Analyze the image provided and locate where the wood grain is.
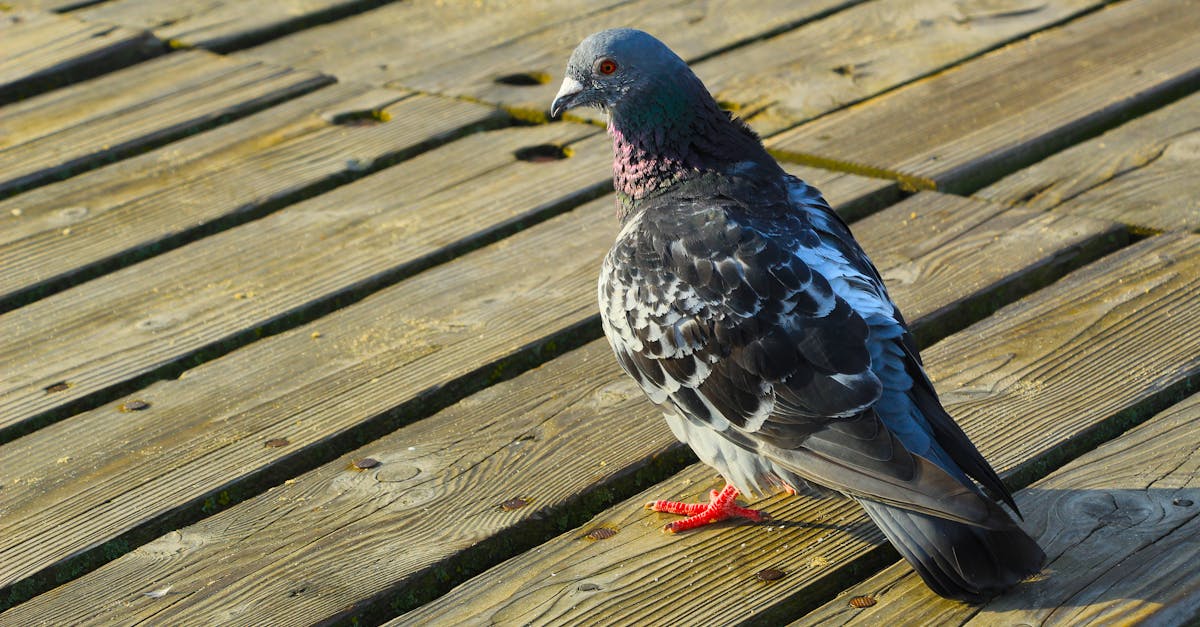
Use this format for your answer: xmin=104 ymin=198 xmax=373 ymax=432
xmin=235 ymin=0 xmax=855 ymax=118
xmin=392 ymin=234 xmax=1200 ymax=626
xmin=0 ymin=338 xmax=660 ymax=625
xmin=0 ymin=49 xmax=331 ymax=197
xmin=695 ymin=0 xmax=1108 ymax=136
xmin=0 ymin=123 xmax=607 ymax=437
xmin=0 ymin=0 xmax=96 ymax=11
xmin=0 ymin=192 xmax=1128 ymax=624
xmin=769 ymin=0 xmax=1200 ymax=193
xmin=235 ymin=0 xmax=630 ymax=89
xmin=0 ymin=9 xmax=158 ymax=103
xmin=0 ymin=83 xmax=506 ymax=309
xmin=0 ymin=196 xmax=619 ymax=617
xmin=74 ymin=0 xmax=409 ymax=51
xmin=795 ymin=392 xmax=1200 ymax=627
xmin=385 ymin=0 xmax=863 ymax=123
xmin=849 ymin=193 xmax=1125 ymax=344
xmin=237 ymin=0 xmax=1106 ymax=134
xmin=977 ymin=90 xmax=1200 ymax=233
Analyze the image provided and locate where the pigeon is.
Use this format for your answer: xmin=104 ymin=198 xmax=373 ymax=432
xmin=551 ymin=28 xmax=1045 ymax=602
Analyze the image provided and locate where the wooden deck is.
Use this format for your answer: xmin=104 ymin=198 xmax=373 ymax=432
xmin=0 ymin=0 xmax=1196 ymax=624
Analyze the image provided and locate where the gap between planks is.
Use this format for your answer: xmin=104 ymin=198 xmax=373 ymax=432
xmin=0 ymin=0 xmax=107 ymax=13
xmin=0 ymin=8 xmax=163 ymax=106
xmin=0 ymin=123 xmax=610 ymax=443
xmin=769 ymin=0 xmax=1200 ymax=196
xmin=234 ymin=0 xmax=1109 ymax=139
xmin=0 ymin=50 xmax=333 ymax=200
xmin=89 ymin=0 xmax=408 ymax=55
xmin=0 ymin=83 xmax=510 ymax=314
xmin=975 ymin=89 xmax=1200 ymax=234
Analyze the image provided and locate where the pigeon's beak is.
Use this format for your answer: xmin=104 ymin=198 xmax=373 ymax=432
xmin=550 ymin=76 xmax=584 ymax=119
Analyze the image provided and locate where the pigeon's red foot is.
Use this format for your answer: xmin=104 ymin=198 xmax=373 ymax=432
xmin=645 ymin=483 xmax=766 ymax=533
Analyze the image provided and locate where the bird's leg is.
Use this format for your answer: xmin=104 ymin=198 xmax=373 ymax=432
xmin=646 ymin=483 xmax=766 ymax=533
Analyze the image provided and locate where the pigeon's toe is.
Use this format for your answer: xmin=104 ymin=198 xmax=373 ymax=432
xmin=649 ymin=484 xmax=765 ymax=533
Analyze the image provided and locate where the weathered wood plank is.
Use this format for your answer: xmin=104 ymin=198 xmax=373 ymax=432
xmin=0 ymin=192 xmax=1126 ymax=623
xmin=74 ymin=0 xmax=410 ymax=52
xmin=796 ymin=393 xmax=1200 ymax=627
xmin=234 ymin=0 xmax=854 ymax=119
xmin=0 ymin=0 xmax=97 ymax=11
xmin=0 ymin=83 xmax=506 ymax=310
xmin=234 ymin=0 xmax=627 ymax=89
xmin=388 ymin=0 xmax=867 ymax=123
xmin=0 ymin=49 xmax=331 ymax=197
xmin=393 ymin=233 xmax=1200 ymax=626
xmin=851 ymin=193 xmax=1125 ymax=344
xmin=769 ymin=0 xmax=1200 ymax=193
xmin=0 ymin=338 xmax=654 ymax=624
xmin=0 ymin=196 xmax=614 ymax=615
xmin=238 ymin=0 xmax=1107 ymax=134
xmin=694 ymin=0 xmax=1110 ymax=136
xmin=0 ymin=10 xmax=158 ymax=103
xmin=977 ymin=90 xmax=1200 ymax=233
xmin=0 ymin=123 xmax=606 ymax=439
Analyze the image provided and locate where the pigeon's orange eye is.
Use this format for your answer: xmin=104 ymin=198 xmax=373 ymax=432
xmin=597 ymin=58 xmax=618 ymax=75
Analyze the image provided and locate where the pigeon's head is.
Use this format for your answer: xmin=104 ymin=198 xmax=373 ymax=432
xmin=550 ymin=29 xmax=692 ymax=119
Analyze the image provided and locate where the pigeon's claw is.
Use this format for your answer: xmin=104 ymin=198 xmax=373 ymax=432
xmin=646 ymin=484 xmax=766 ymax=533
xmin=645 ymin=497 xmax=710 ymax=516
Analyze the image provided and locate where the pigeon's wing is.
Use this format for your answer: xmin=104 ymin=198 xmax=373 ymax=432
xmin=796 ymin=187 xmax=1019 ymax=514
xmin=601 ymin=189 xmax=996 ymax=527
xmin=900 ymin=338 xmax=1019 ymax=514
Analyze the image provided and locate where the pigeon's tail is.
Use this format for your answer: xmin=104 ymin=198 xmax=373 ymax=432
xmin=856 ymin=498 xmax=1045 ymax=603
